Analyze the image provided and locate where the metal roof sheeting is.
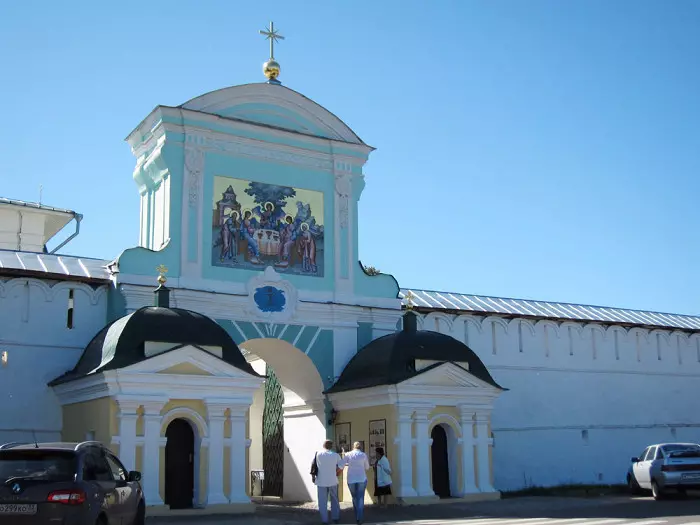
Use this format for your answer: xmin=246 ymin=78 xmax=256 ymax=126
xmin=0 ymin=251 xmax=112 ymax=282
xmin=400 ymin=289 xmax=700 ymax=332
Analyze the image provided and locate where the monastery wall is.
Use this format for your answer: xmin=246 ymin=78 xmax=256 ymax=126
xmin=415 ymin=312 xmax=700 ymax=491
xmin=0 ymin=277 xmax=109 ymax=444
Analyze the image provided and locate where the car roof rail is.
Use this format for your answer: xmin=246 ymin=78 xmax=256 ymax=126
xmin=0 ymin=442 xmax=30 ymax=450
xmin=74 ymin=441 xmax=104 ymax=451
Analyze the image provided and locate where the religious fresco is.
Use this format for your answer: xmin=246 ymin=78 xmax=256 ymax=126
xmin=211 ymin=176 xmax=325 ymax=277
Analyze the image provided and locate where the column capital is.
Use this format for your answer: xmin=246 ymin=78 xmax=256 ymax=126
xmin=229 ymin=405 xmax=248 ymax=421
xmin=458 ymin=405 xmax=476 ymax=420
xmin=204 ymin=401 xmax=228 ymax=420
xmin=142 ymin=398 xmax=167 ymax=417
xmin=411 ymin=405 xmax=435 ymax=420
xmin=115 ymin=397 xmax=141 ymax=416
xmin=397 ymin=405 xmax=415 ymax=421
xmin=474 ymin=410 xmax=491 ymax=423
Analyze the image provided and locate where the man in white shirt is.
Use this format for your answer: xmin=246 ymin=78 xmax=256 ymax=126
xmin=341 ymin=441 xmax=370 ymax=525
xmin=312 ymin=439 xmax=342 ymax=524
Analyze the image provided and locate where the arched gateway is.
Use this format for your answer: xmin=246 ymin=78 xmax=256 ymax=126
xmin=48 ymin=70 xmax=505 ymax=514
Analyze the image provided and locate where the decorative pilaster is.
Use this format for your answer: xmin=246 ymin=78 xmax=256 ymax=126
xmin=413 ymin=406 xmax=435 ymax=497
xmin=475 ymin=411 xmax=495 ymax=493
xmin=142 ymin=400 xmax=166 ymax=506
xmin=115 ymin=398 xmax=140 ymax=472
xmin=395 ymin=406 xmax=417 ymax=497
xmin=459 ymin=407 xmax=479 ymax=495
xmin=228 ymin=406 xmax=250 ymax=503
xmin=205 ymin=402 xmax=228 ymax=505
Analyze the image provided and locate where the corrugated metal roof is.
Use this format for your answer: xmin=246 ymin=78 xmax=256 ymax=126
xmin=0 ymin=250 xmax=112 ymax=282
xmin=400 ymin=289 xmax=700 ymax=332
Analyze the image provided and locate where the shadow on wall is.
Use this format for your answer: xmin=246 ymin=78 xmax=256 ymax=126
xmin=284 ymin=439 xmax=311 ymax=502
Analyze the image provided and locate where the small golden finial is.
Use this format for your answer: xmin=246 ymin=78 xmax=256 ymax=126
xmin=259 ymin=21 xmax=284 ymax=83
xmin=404 ymin=290 xmax=415 ymax=310
xmin=156 ymin=264 xmax=168 ymax=285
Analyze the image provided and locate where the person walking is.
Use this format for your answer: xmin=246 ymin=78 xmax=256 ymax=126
xmin=373 ymin=447 xmax=392 ymax=508
xmin=311 ymin=439 xmax=343 ymax=524
xmin=342 ymin=441 xmax=371 ymax=525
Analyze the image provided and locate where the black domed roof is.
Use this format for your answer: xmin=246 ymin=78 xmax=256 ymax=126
xmin=326 ymin=311 xmax=503 ymax=393
xmin=50 ymin=306 xmax=258 ymax=385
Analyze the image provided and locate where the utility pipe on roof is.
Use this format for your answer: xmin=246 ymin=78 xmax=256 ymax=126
xmin=49 ymin=214 xmax=83 ymax=254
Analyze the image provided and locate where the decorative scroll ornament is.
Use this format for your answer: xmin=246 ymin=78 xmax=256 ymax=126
xmin=245 ymin=266 xmax=298 ymax=322
xmin=185 ymin=146 xmax=205 ymax=207
xmin=335 ymin=173 xmax=351 ymax=229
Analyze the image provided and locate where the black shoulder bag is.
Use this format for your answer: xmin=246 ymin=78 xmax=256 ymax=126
xmin=310 ymin=452 xmax=319 ymax=482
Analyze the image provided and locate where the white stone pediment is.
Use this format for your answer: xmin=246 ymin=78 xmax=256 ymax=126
xmin=53 ymin=344 xmax=264 ymax=406
xmin=180 ymin=83 xmax=365 ymax=146
xmin=400 ymin=362 xmax=499 ymax=392
xmin=121 ymin=344 xmax=253 ymax=379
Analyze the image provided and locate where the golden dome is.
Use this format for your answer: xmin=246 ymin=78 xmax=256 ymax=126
xmin=263 ymin=59 xmax=280 ymax=81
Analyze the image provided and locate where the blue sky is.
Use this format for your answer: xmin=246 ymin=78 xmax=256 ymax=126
xmin=1 ymin=0 xmax=698 ymax=315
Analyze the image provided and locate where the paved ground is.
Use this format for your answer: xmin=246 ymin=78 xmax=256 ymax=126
xmin=147 ymin=494 xmax=700 ymax=525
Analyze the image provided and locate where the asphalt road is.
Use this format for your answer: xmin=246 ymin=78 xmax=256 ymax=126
xmin=147 ymin=494 xmax=700 ymax=525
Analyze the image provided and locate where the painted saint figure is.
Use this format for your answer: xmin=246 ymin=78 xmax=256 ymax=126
xmin=240 ymin=210 xmax=262 ymax=264
xmin=259 ymin=201 xmax=276 ymax=229
xmin=219 ymin=210 xmax=239 ymax=262
xmin=297 ymin=223 xmax=317 ymax=274
xmin=275 ymin=215 xmax=297 ymax=268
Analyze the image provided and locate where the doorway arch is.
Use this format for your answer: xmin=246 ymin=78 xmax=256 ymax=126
xmin=165 ymin=418 xmax=195 ymax=509
xmin=241 ymin=338 xmax=326 ymax=503
xmin=431 ymin=424 xmax=451 ymax=498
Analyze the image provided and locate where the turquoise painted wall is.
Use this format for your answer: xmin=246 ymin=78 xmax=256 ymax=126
xmin=217 ymin=319 xmax=334 ymax=391
xmin=117 ymin=95 xmax=400 ymax=302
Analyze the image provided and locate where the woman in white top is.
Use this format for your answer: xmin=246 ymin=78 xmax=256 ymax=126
xmin=342 ymin=441 xmax=370 ymax=524
xmin=373 ymin=447 xmax=392 ymax=508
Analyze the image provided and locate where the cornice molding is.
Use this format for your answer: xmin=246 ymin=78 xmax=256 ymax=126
xmin=131 ymin=107 xmax=371 ymax=169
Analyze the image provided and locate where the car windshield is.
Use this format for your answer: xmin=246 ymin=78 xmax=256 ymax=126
xmin=0 ymin=450 xmax=76 ymax=482
xmin=662 ymin=445 xmax=700 ymax=458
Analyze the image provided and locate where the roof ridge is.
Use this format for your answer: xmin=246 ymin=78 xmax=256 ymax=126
xmin=400 ymin=287 xmax=700 ymax=321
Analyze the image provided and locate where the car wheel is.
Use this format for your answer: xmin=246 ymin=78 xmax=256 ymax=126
xmin=132 ymin=501 xmax=146 ymax=525
xmin=96 ymin=514 xmax=108 ymax=525
xmin=627 ymin=474 xmax=643 ymax=495
xmin=651 ymin=480 xmax=665 ymax=500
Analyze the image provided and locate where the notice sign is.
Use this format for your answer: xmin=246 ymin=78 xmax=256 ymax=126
xmin=368 ymin=419 xmax=386 ymax=464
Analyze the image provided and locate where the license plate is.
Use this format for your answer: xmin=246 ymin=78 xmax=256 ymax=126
xmin=681 ymin=473 xmax=700 ymax=481
xmin=0 ymin=503 xmax=37 ymax=514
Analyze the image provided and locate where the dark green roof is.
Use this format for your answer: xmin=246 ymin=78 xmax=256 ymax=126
xmin=326 ymin=312 xmax=504 ymax=394
xmin=49 ymin=306 xmax=259 ymax=385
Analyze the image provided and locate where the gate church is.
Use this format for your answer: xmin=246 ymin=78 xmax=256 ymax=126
xmin=2 ymin=25 xmax=700 ymax=513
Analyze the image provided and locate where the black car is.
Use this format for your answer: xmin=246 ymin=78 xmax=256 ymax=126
xmin=0 ymin=440 xmax=145 ymax=525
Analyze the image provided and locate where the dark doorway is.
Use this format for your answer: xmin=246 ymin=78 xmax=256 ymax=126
xmin=262 ymin=365 xmax=284 ymax=497
xmin=165 ymin=418 xmax=195 ymax=509
xmin=431 ymin=425 xmax=451 ymax=498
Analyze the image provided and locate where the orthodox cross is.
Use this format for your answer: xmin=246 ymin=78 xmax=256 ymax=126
xmin=259 ymin=21 xmax=284 ymax=59
xmin=156 ymin=264 xmax=168 ymax=285
xmin=404 ymin=290 xmax=415 ymax=310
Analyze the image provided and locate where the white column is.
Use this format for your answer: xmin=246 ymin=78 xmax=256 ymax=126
xmin=396 ymin=406 xmax=417 ymax=498
xmin=115 ymin=398 xmax=140 ymax=472
xmin=413 ymin=406 xmax=435 ymax=497
xmin=475 ymin=411 xmax=495 ymax=492
xmin=142 ymin=400 xmax=166 ymax=506
xmin=459 ymin=407 xmax=479 ymax=495
xmin=205 ymin=402 xmax=228 ymax=505
xmin=228 ymin=406 xmax=250 ymax=504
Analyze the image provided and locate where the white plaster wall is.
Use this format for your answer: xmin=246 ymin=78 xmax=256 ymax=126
xmin=248 ymin=359 xmax=265 ymax=474
xmin=415 ymin=312 xmax=700 ymax=491
xmin=283 ymin=411 xmax=325 ymax=502
xmin=0 ymin=208 xmax=46 ymax=252
xmin=0 ymin=278 xmax=108 ymax=444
